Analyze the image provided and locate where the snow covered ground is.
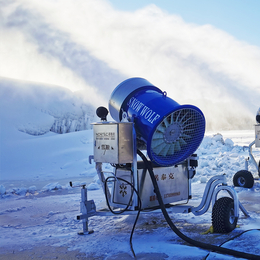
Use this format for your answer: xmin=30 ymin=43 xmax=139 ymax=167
xmin=1 ymin=123 xmax=260 ymax=259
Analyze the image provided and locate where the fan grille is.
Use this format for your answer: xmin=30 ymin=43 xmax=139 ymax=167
xmin=149 ymin=107 xmax=205 ymax=166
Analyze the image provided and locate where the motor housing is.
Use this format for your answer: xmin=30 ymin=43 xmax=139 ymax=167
xmin=109 ymin=77 xmax=205 ymax=166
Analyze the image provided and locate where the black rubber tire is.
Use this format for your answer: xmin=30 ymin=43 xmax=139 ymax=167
xmin=212 ymin=197 xmax=237 ymax=233
xmin=233 ymin=170 xmax=254 ymax=188
xmin=258 ymin=160 xmax=260 ymax=177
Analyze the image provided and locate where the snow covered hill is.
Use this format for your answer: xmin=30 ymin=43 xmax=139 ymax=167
xmin=0 ymin=77 xmax=95 ymax=136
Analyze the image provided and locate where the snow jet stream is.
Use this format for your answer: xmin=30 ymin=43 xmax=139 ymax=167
xmin=1 ymin=0 xmax=260 ymax=130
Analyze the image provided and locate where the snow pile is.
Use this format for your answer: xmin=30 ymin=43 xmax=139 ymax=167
xmin=2 ymin=186 xmax=37 ymax=196
xmin=0 ymin=77 xmax=95 ymax=135
xmin=0 ymin=185 xmax=5 ymax=195
xmin=42 ymin=182 xmax=62 ymax=192
xmin=194 ymin=133 xmax=254 ymax=184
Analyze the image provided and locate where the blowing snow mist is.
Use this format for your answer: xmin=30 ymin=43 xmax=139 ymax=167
xmin=1 ymin=0 xmax=260 ymax=130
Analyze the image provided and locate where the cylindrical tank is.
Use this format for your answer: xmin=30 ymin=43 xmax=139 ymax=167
xmin=109 ymin=77 xmax=205 ymax=166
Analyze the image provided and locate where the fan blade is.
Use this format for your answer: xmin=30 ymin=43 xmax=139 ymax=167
xmin=170 ymin=113 xmax=174 ymax=124
xmin=151 ymin=139 xmax=165 ymax=149
xmin=153 ymin=142 xmax=168 ymax=155
xmin=167 ymin=143 xmax=175 ymax=155
xmin=183 ymin=122 xmax=194 ymax=129
xmin=179 ymin=112 xmax=189 ymax=123
xmin=179 ymin=138 xmax=187 ymax=146
xmin=182 ymin=116 xmax=192 ymax=125
xmin=175 ymin=141 xmax=181 ymax=151
xmin=174 ymin=110 xmax=181 ymax=123
xmin=163 ymin=117 xmax=170 ymax=127
xmin=156 ymin=124 xmax=166 ymax=133
xmin=183 ymin=128 xmax=194 ymax=133
xmin=160 ymin=144 xmax=171 ymax=156
xmin=181 ymin=133 xmax=192 ymax=139
xmin=152 ymin=132 xmax=164 ymax=139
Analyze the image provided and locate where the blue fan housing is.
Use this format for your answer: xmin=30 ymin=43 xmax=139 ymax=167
xmin=109 ymin=77 xmax=205 ymax=167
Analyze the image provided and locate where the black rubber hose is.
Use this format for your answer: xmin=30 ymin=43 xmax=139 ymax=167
xmin=104 ymin=175 xmax=142 ymax=257
xmin=104 ymin=176 xmax=135 ymax=214
xmin=137 ymin=149 xmax=260 ymax=260
xmin=205 ymin=229 xmax=260 ymax=260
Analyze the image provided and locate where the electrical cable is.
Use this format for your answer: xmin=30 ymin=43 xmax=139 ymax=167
xmin=104 ymin=176 xmax=134 ymax=214
xmin=219 ymin=229 xmax=260 ymax=247
xmin=104 ymin=176 xmax=142 ymax=257
xmin=204 ymin=229 xmax=260 ymax=259
xmin=129 ymin=193 xmax=142 ymax=259
xmin=137 ymin=149 xmax=260 ymax=260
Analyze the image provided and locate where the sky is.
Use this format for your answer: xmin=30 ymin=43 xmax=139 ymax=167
xmin=1 ymin=0 xmax=260 ymax=130
xmin=108 ymin=0 xmax=260 ymax=47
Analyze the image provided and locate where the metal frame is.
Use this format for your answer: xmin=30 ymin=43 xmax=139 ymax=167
xmin=73 ymin=164 xmax=249 ymax=235
xmin=244 ymin=140 xmax=260 ymax=177
xmin=191 ymin=174 xmax=248 ymax=217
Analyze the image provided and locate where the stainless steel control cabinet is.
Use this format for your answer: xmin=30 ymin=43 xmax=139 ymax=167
xmin=255 ymin=124 xmax=260 ymax=147
xmin=93 ymin=122 xmax=134 ymax=164
xmin=112 ymin=163 xmax=189 ymax=209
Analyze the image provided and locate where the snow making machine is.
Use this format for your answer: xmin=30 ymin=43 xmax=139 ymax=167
xmin=75 ymin=77 xmax=249 ymax=240
xmin=232 ymin=109 xmax=260 ymax=188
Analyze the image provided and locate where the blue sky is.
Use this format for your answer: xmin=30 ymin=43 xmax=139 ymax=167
xmin=108 ymin=0 xmax=260 ymax=47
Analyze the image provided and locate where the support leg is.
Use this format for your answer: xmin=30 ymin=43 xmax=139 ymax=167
xmin=77 ymin=185 xmax=95 ymax=235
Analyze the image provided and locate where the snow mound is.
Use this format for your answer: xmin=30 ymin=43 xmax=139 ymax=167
xmin=42 ymin=183 xmax=62 ymax=192
xmin=194 ymin=132 xmax=255 ymax=184
xmin=0 ymin=185 xmax=6 ymax=195
xmin=87 ymin=182 xmax=100 ymax=190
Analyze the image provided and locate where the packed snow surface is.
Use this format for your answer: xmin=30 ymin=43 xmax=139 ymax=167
xmin=1 ymin=124 xmax=260 ymax=259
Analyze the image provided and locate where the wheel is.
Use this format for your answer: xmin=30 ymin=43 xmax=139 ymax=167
xmin=212 ymin=197 xmax=237 ymax=233
xmin=258 ymin=160 xmax=260 ymax=177
xmin=233 ymin=170 xmax=254 ymax=188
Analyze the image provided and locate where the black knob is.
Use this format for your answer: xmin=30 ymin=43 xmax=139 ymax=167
xmin=96 ymin=106 xmax=108 ymax=121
